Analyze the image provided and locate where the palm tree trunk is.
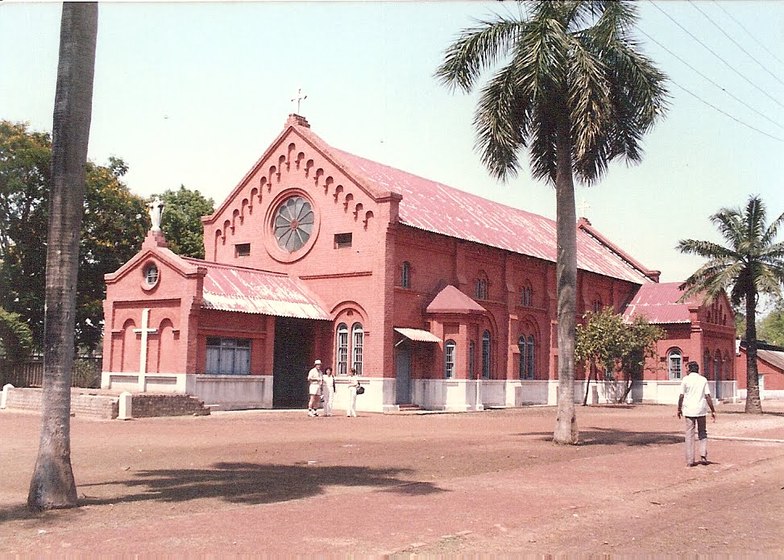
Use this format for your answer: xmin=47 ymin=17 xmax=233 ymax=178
xmin=744 ymin=291 xmax=763 ymax=414
xmin=553 ymin=116 xmax=579 ymax=444
xmin=28 ymin=2 xmax=97 ymax=511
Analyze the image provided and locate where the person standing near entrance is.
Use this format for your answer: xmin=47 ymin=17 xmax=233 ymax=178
xmin=307 ymin=359 xmax=323 ymax=417
xmin=322 ymin=367 xmax=336 ymax=416
xmin=346 ymin=367 xmax=359 ymax=417
xmin=677 ymin=361 xmax=716 ymax=467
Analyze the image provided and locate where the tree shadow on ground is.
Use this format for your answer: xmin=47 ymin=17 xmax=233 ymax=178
xmin=79 ymin=462 xmax=447 ymax=507
xmin=519 ymin=428 xmax=682 ymax=446
xmin=0 ymin=463 xmax=446 ymax=524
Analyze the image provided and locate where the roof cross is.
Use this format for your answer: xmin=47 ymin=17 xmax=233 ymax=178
xmin=291 ymin=87 xmax=307 ymax=114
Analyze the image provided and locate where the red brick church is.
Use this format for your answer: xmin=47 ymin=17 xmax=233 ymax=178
xmin=101 ymin=115 xmax=737 ymax=411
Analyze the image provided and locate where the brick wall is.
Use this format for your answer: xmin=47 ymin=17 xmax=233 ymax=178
xmin=1 ymin=387 xmax=118 ymax=419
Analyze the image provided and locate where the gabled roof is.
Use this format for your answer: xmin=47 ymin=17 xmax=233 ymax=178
xmin=426 ymin=285 xmax=487 ymax=315
xmin=181 ymin=258 xmax=330 ymax=320
xmin=758 ymin=348 xmax=784 ymax=372
xmin=329 ymin=147 xmax=656 ymax=285
xmin=623 ymin=282 xmax=701 ymax=324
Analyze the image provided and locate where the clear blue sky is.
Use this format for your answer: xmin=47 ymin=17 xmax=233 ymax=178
xmin=1 ymin=1 xmax=782 ymax=283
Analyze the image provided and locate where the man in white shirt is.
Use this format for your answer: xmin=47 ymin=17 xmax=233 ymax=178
xmin=677 ymin=361 xmax=717 ymax=467
xmin=306 ymin=359 xmax=323 ymax=417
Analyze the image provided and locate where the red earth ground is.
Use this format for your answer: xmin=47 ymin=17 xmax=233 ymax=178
xmin=1 ymin=401 xmax=783 ymax=557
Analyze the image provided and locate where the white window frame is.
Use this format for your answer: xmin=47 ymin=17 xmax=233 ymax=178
xmin=444 ymin=340 xmax=456 ymax=379
xmin=352 ymin=322 xmax=364 ymax=375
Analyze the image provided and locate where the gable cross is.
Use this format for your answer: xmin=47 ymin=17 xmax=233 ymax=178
xmin=133 ymin=308 xmax=158 ymax=375
xmin=291 ymin=87 xmax=307 ymax=114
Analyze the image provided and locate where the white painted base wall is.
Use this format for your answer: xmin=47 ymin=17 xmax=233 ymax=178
xmin=99 ymin=371 xmax=764 ymax=413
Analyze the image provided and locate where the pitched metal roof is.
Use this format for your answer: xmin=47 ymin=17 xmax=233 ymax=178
xmin=394 ymin=328 xmax=442 ymax=343
xmin=330 ymin=147 xmax=654 ymax=285
xmin=426 ymin=285 xmax=487 ymax=315
xmin=758 ymin=348 xmax=784 ymax=372
xmin=182 ymin=258 xmax=330 ymax=320
xmin=623 ymin=282 xmax=700 ymax=324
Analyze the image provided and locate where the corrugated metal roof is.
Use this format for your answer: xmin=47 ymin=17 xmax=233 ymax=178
xmin=623 ymin=282 xmax=700 ymax=324
xmin=183 ymin=258 xmax=330 ymax=320
xmin=394 ymin=328 xmax=442 ymax=343
xmin=757 ymin=349 xmax=784 ymax=372
xmin=330 ymin=148 xmax=653 ymax=285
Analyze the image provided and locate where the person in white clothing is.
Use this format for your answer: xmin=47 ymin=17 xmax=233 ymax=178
xmin=322 ymin=367 xmax=336 ymax=416
xmin=307 ymin=359 xmax=323 ymax=417
xmin=677 ymin=361 xmax=716 ymax=467
xmin=346 ymin=368 xmax=359 ymax=417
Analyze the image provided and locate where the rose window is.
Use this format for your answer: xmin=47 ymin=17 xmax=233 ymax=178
xmin=273 ymin=196 xmax=314 ymax=252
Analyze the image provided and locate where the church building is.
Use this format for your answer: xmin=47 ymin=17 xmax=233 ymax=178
xmin=101 ymin=114 xmax=736 ymax=412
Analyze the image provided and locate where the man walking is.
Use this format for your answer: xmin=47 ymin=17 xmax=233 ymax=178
xmin=307 ymin=359 xmax=323 ymax=417
xmin=677 ymin=361 xmax=717 ymax=467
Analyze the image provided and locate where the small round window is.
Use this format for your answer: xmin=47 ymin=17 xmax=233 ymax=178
xmin=273 ymin=196 xmax=314 ymax=253
xmin=144 ymin=263 xmax=159 ymax=287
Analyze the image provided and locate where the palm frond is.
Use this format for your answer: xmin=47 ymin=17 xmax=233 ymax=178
xmin=435 ymin=17 xmax=527 ymax=93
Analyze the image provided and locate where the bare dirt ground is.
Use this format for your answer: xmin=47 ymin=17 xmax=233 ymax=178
xmin=1 ymin=401 xmax=783 ymax=557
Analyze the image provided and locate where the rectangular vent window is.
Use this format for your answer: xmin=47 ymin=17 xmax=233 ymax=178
xmin=235 ymin=243 xmax=251 ymax=257
xmin=334 ymin=233 xmax=352 ymax=248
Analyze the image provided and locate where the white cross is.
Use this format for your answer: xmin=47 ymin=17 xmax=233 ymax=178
xmin=291 ymin=87 xmax=307 ymax=114
xmin=133 ymin=308 xmax=158 ymax=374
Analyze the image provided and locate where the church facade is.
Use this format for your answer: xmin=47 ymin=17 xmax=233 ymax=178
xmin=101 ymin=115 xmax=737 ymax=412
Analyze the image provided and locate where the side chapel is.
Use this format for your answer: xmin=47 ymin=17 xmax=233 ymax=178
xmin=101 ymin=114 xmax=737 ymax=411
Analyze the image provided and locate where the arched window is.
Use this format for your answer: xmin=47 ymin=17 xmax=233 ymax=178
xmin=667 ymin=348 xmax=682 ymax=380
xmin=401 ymin=261 xmax=411 ymax=288
xmin=527 ymin=335 xmax=535 ymax=379
xmin=475 ymin=272 xmax=489 ymax=300
xmin=468 ymin=340 xmax=476 ymax=380
xmin=714 ymin=349 xmax=722 ymax=380
xmin=444 ymin=340 xmax=456 ymax=379
xmin=518 ymin=335 xmax=536 ymax=379
xmin=521 ymin=284 xmax=533 ymax=307
xmin=703 ymin=350 xmax=712 ymax=380
xmin=352 ymin=323 xmax=364 ymax=375
xmin=518 ymin=336 xmax=527 ymax=379
xmin=336 ymin=323 xmax=348 ymax=375
xmin=723 ymin=351 xmax=732 ymax=380
xmin=592 ymin=297 xmax=603 ymax=313
xmin=482 ymin=330 xmax=491 ymax=379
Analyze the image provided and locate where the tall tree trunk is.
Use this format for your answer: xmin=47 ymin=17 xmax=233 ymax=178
xmin=553 ymin=117 xmax=578 ymax=445
xmin=28 ymin=2 xmax=97 ymax=511
xmin=744 ymin=290 xmax=763 ymax=414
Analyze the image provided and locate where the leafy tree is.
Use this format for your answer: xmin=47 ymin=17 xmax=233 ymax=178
xmin=0 ymin=307 xmax=34 ymax=361
xmin=0 ymin=124 xmax=147 ymax=353
xmin=435 ymin=1 xmax=668 ymax=443
xmin=28 ymin=2 xmax=97 ymax=511
xmin=759 ymin=303 xmax=784 ymax=347
xmin=152 ymin=186 xmax=214 ymax=259
xmin=576 ymin=308 xmax=663 ymax=404
xmin=678 ymin=195 xmax=784 ymax=414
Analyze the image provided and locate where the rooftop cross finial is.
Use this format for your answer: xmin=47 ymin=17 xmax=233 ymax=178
xmin=291 ymin=87 xmax=307 ymax=114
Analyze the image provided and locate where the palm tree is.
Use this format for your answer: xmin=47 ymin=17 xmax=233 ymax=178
xmin=677 ymin=196 xmax=784 ymax=414
xmin=28 ymin=2 xmax=98 ymax=510
xmin=435 ymin=1 xmax=668 ymax=443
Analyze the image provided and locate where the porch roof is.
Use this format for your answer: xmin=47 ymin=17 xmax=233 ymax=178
xmin=394 ymin=327 xmax=442 ymax=343
xmin=184 ymin=258 xmax=331 ymax=320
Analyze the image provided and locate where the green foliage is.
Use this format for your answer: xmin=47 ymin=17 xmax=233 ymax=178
xmin=0 ymin=307 xmax=33 ymax=360
xmin=435 ymin=0 xmax=669 ymax=184
xmin=0 ymin=120 xmax=148 ymax=352
xmin=576 ymin=308 xmax=664 ymax=383
xmin=759 ymin=302 xmax=784 ymax=346
xmin=678 ymin=195 xmax=784 ymax=413
xmin=152 ymin=186 xmax=214 ymax=259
